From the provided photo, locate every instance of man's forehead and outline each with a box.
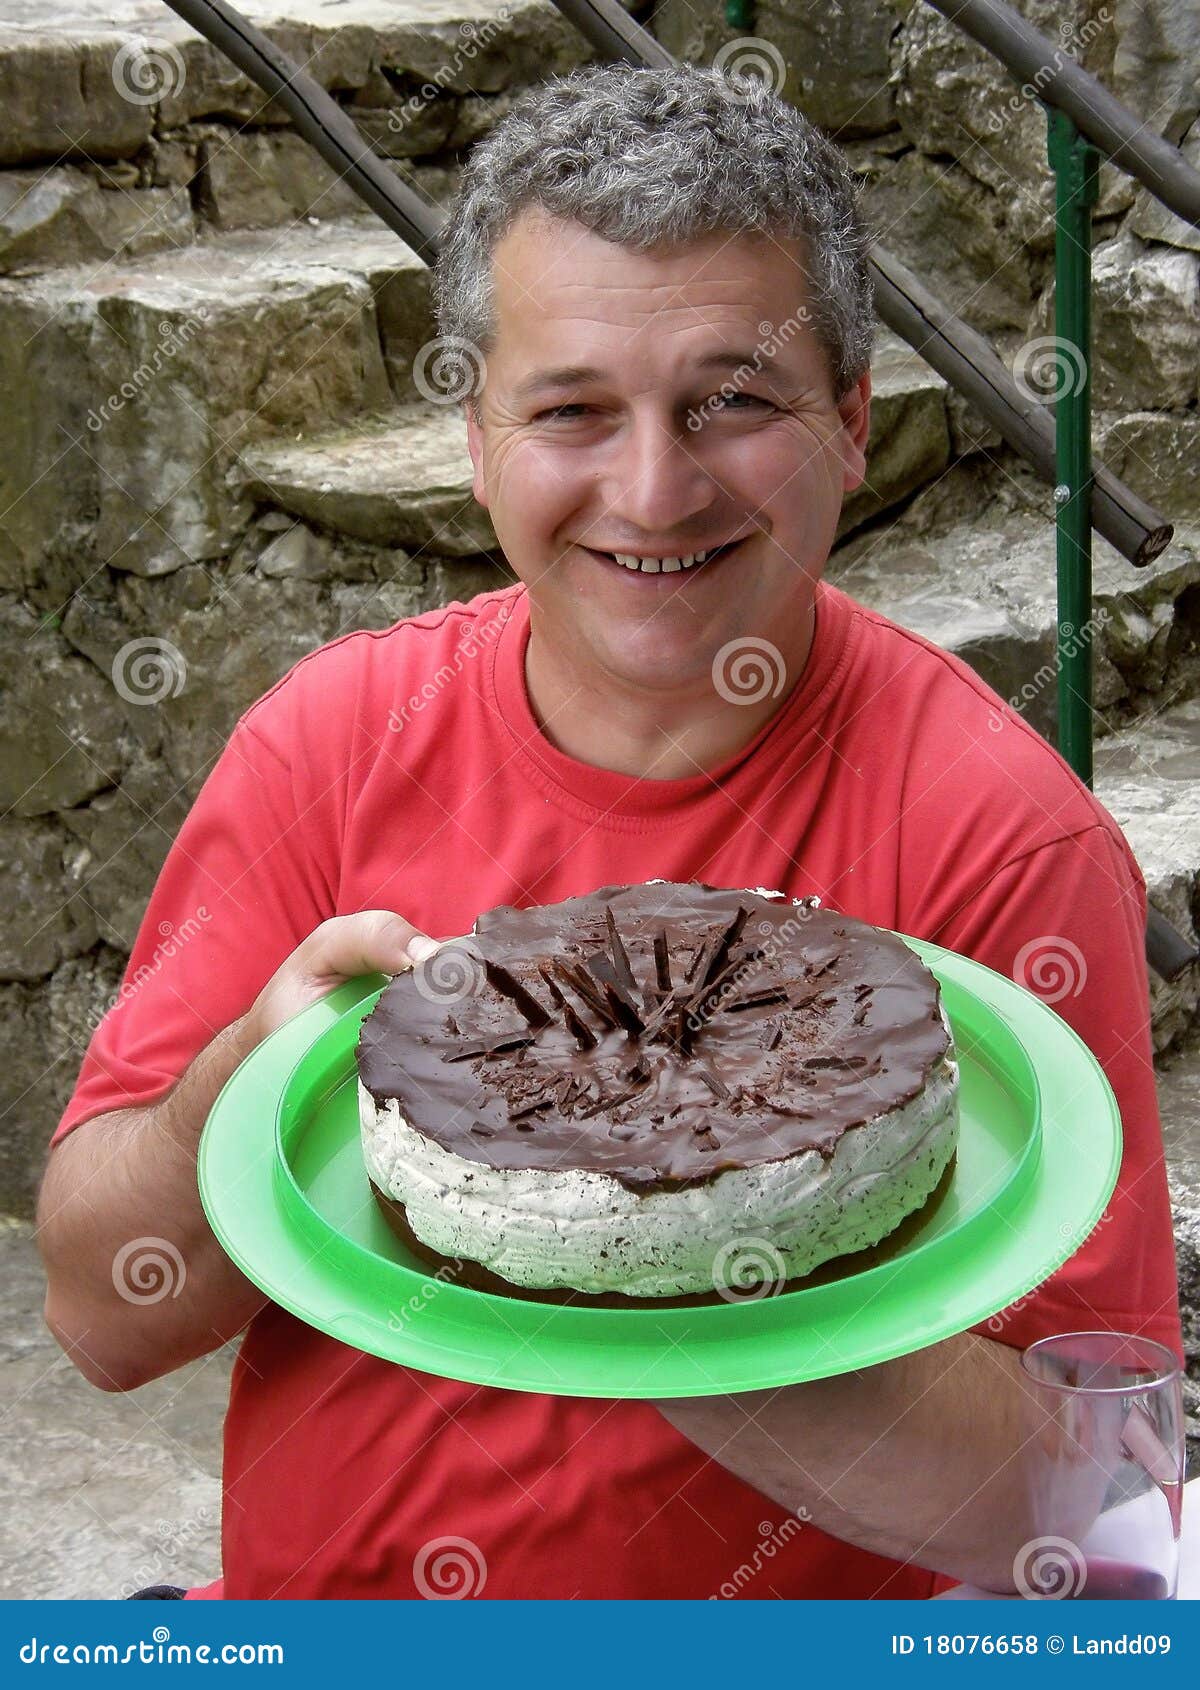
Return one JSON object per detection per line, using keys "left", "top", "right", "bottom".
{"left": 490, "top": 213, "right": 817, "bottom": 393}
{"left": 494, "top": 209, "right": 805, "bottom": 297}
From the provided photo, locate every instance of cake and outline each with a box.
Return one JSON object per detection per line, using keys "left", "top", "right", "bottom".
{"left": 356, "top": 881, "right": 959, "bottom": 1300}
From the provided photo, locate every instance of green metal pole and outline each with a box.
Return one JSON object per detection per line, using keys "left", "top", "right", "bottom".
{"left": 1046, "top": 107, "right": 1100, "bottom": 788}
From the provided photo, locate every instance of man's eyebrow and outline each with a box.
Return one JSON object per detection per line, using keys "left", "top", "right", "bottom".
{"left": 512, "top": 350, "right": 790, "bottom": 402}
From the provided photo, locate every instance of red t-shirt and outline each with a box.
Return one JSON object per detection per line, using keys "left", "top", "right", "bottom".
{"left": 54, "top": 580, "right": 1182, "bottom": 1600}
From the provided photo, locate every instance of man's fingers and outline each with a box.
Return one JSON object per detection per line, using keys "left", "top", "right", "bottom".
{"left": 300, "top": 910, "right": 440, "bottom": 981}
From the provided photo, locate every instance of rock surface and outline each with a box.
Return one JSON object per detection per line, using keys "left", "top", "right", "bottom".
{"left": 0, "top": 1222, "right": 230, "bottom": 1599}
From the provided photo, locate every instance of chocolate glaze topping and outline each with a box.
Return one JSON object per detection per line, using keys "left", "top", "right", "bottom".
{"left": 356, "top": 882, "right": 951, "bottom": 1192}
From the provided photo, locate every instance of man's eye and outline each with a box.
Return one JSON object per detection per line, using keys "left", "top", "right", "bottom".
{"left": 708, "top": 393, "right": 772, "bottom": 412}
{"left": 535, "top": 404, "right": 589, "bottom": 420}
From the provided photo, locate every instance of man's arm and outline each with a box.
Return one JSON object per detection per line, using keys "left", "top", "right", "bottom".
{"left": 657, "top": 1330, "right": 1098, "bottom": 1592}
{"left": 38, "top": 1012, "right": 267, "bottom": 1392}
{"left": 38, "top": 913, "right": 437, "bottom": 1393}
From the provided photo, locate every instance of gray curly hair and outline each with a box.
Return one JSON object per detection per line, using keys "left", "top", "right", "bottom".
{"left": 433, "top": 61, "right": 876, "bottom": 415}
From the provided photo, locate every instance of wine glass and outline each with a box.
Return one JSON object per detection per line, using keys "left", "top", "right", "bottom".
{"left": 1015, "top": 1330, "right": 1185, "bottom": 1599}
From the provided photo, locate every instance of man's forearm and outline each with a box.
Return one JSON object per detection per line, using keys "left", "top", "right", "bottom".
{"left": 658, "top": 1331, "right": 1098, "bottom": 1591}
{"left": 37, "top": 1012, "right": 268, "bottom": 1392}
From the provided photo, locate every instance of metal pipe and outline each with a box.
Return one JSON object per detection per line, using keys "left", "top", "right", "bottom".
{"left": 928, "top": 0, "right": 1200, "bottom": 231}
{"left": 1049, "top": 109, "right": 1100, "bottom": 787}
{"left": 871, "top": 251, "right": 1171, "bottom": 568}
{"left": 162, "top": 0, "right": 445, "bottom": 263}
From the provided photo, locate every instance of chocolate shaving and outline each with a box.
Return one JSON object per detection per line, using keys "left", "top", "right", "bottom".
{"left": 551, "top": 959, "right": 619, "bottom": 1029}
{"left": 585, "top": 951, "right": 645, "bottom": 1032}
{"left": 696, "top": 1064, "right": 730, "bottom": 1100}
{"left": 653, "top": 930, "right": 672, "bottom": 992}
{"left": 484, "top": 960, "right": 551, "bottom": 1030}
{"left": 563, "top": 1001, "right": 598, "bottom": 1050}
{"left": 698, "top": 906, "right": 749, "bottom": 993}
{"left": 444, "top": 1033, "right": 535, "bottom": 1063}
{"left": 600, "top": 981, "right": 645, "bottom": 1038}
{"left": 725, "top": 987, "right": 790, "bottom": 1013}
{"left": 509, "top": 1096, "right": 553, "bottom": 1122}
{"left": 604, "top": 904, "right": 638, "bottom": 995}
{"left": 763, "top": 1022, "right": 783, "bottom": 1051}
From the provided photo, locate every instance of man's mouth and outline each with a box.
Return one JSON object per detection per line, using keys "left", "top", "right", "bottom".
{"left": 579, "top": 536, "right": 750, "bottom": 576}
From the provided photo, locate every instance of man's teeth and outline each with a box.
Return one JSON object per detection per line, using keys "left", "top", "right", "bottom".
{"left": 608, "top": 546, "right": 721, "bottom": 573}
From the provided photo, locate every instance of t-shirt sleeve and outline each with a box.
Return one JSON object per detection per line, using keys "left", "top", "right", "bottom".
{"left": 928, "top": 822, "right": 1183, "bottom": 1363}
{"left": 51, "top": 718, "right": 335, "bottom": 1146}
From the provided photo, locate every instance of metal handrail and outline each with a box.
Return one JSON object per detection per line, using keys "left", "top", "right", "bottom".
{"left": 927, "top": 0, "right": 1200, "bottom": 231}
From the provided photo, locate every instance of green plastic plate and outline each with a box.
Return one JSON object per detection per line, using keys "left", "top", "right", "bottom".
{"left": 199, "top": 938, "right": 1120, "bottom": 1397}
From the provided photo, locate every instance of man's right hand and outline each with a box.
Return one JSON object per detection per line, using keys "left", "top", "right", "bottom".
{"left": 247, "top": 910, "right": 443, "bottom": 1042}
{"left": 38, "top": 909, "right": 442, "bottom": 1393}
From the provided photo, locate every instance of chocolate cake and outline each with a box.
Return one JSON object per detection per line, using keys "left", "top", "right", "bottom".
{"left": 356, "top": 881, "right": 959, "bottom": 1299}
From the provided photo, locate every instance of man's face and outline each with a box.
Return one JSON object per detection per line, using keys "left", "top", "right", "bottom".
{"left": 464, "top": 209, "right": 870, "bottom": 699}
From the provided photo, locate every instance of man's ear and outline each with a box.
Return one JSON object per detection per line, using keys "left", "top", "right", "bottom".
{"left": 836, "top": 368, "right": 871, "bottom": 495}
{"left": 463, "top": 398, "right": 489, "bottom": 509}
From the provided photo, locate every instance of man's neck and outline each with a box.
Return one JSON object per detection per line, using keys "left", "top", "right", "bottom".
{"left": 522, "top": 613, "right": 816, "bottom": 781}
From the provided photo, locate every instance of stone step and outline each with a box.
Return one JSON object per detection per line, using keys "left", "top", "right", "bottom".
{"left": 0, "top": 212, "right": 441, "bottom": 586}
{"left": 1095, "top": 699, "right": 1200, "bottom": 1048}
{"left": 829, "top": 461, "right": 1200, "bottom": 747}
{"left": 0, "top": 1, "right": 655, "bottom": 268}
{"left": 235, "top": 404, "right": 497, "bottom": 559}
{"left": 0, "top": 0, "right": 590, "bottom": 170}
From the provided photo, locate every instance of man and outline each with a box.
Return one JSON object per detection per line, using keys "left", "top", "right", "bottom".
{"left": 38, "top": 63, "right": 1180, "bottom": 1599}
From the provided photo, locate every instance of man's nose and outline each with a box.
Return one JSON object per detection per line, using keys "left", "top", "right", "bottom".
{"left": 602, "top": 408, "right": 718, "bottom": 536}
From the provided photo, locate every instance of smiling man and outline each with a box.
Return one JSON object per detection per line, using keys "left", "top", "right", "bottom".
{"left": 38, "top": 63, "right": 1180, "bottom": 1600}
{"left": 459, "top": 210, "right": 868, "bottom": 777}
